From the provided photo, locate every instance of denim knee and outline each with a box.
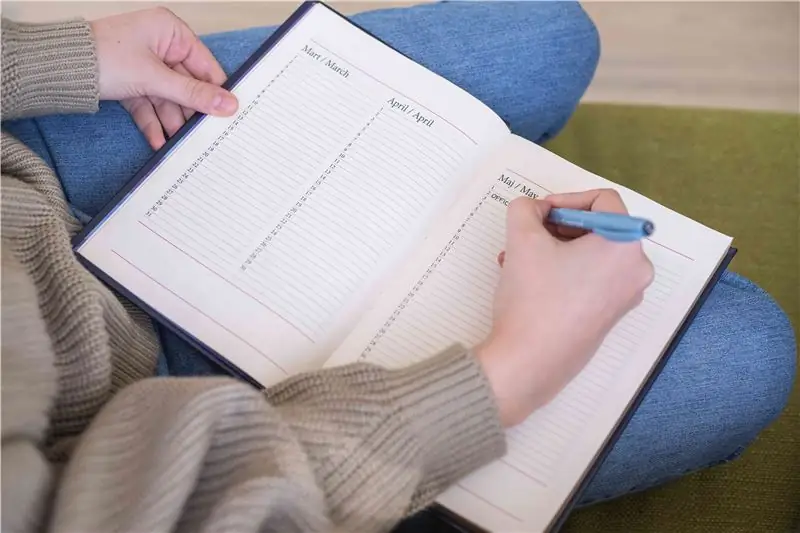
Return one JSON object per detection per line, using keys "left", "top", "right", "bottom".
{"left": 348, "top": 1, "right": 601, "bottom": 143}
{"left": 499, "top": 2, "right": 601, "bottom": 142}
{"left": 718, "top": 273, "right": 796, "bottom": 430}
{"left": 535, "top": 2, "right": 601, "bottom": 143}
{"left": 576, "top": 273, "right": 795, "bottom": 506}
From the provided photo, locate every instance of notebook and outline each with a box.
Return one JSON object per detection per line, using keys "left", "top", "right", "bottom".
{"left": 72, "top": 2, "right": 736, "bottom": 531}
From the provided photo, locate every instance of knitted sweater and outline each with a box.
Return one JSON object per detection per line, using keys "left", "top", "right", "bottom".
{"left": 0, "top": 18, "right": 506, "bottom": 533}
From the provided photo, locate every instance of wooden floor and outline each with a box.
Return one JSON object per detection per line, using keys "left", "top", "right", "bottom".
{"left": 3, "top": 1, "right": 798, "bottom": 113}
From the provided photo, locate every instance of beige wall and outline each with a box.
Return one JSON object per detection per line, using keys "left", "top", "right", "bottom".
{"left": 0, "top": 2, "right": 419, "bottom": 34}
{"left": 3, "top": 1, "right": 798, "bottom": 112}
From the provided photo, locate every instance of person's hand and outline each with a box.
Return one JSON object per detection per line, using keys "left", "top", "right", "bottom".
{"left": 475, "top": 189, "right": 655, "bottom": 427}
{"left": 90, "top": 8, "right": 239, "bottom": 150}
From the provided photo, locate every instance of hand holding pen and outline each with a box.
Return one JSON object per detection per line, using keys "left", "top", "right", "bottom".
{"left": 547, "top": 207, "right": 653, "bottom": 242}
{"left": 543, "top": 190, "right": 654, "bottom": 243}
{"left": 480, "top": 189, "right": 656, "bottom": 426}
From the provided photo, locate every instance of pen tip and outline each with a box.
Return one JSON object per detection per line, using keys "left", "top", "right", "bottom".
{"left": 643, "top": 221, "right": 655, "bottom": 236}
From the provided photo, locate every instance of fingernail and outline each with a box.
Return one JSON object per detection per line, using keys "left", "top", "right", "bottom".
{"left": 212, "top": 93, "right": 238, "bottom": 114}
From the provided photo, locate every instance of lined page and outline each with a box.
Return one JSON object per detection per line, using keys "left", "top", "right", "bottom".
{"left": 142, "top": 56, "right": 374, "bottom": 273}
{"left": 141, "top": 50, "right": 475, "bottom": 339}
{"left": 353, "top": 181, "right": 689, "bottom": 486}
{"left": 77, "top": 3, "right": 508, "bottom": 385}
{"left": 233, "top": 103, "right": 471, "bottom": 337}
{"left": 328, "top": 135, "right": 732, "bottom": 532}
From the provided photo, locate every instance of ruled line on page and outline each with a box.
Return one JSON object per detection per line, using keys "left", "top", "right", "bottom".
{"left": 498, "top": 459, "right": 548, "bottom": 488}
{"left": 109, "top": 249, "right": 288, "bottom": 375}
{"left": 644, "top": 238, "right": 695, "bottom": 262}
{"left": 137, "top": 221, "right": 314, "bottom": 343}
{"left": 457, "top": 485, "right": 526, "bottom": 522}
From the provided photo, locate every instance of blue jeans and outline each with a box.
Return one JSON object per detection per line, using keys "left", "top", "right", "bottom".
{"left": 4, "top": 0, "right": 795, "bottom": 521}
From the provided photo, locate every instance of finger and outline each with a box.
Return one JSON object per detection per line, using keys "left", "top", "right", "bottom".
{"left": 165, "top": 14, "right": 228, "bottom": 86}
{"left": 122, "top": 97, "right": 165, "bottom": 150}
{"left": 504, "top": 197, "right": 556, "bottom": 257}
{"left": 544, "top": 189, "right": 629, "bottom": 215}
{"left": 148, "top": 62, "right": 238, "bottom": 117}
{"left": 149, "top": 95, "right": 186, "bottom": 137}
{"left": 181, "top": 38, "right": 228, "bottom": 86}
{"left": 543, "top": 221, "right": 587, "bottom": 240}
{"left": 506, "top": 197, "right": 553, "bottom": 239}
{"left": 172, "top": 63, "right": 200, "bottom": 120}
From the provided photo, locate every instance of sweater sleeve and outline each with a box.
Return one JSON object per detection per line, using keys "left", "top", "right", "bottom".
{"left": 47, "top": 347, "right": 506, "bottom": 533}
{"left": 1, "top": 18, "right": 98, "bottom": 120}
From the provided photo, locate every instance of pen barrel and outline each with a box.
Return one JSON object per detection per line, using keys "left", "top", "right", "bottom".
{"left": 548, "top": 208, "right": 653, "bottom": 236}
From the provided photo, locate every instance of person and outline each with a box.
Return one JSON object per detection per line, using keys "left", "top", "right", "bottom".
{"left": 1, "top": 3, "right": 794, "bottom": 533}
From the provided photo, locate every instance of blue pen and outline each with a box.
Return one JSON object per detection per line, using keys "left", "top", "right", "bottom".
{"left": 547, "top": 208, "right": 655, "bottom": 242}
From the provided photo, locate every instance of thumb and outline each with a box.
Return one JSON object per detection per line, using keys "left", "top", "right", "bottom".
{"left": 506, "top": 197, "right": 552, "bottom": 239}
{"left": 148, "top": 63, "right": 238, "bottom": 116}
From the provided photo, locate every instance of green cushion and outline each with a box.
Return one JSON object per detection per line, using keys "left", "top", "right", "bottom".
{"left": 545, "top": 104, "right": 799, "bottom": 532}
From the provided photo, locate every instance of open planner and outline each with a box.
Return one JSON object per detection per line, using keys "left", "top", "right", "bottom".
{"left": 73, "top": 2, "right": 736, "bottom": 531}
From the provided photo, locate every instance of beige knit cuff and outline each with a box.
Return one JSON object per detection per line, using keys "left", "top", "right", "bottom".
{"left": 264, "top": 344, "right": 506, "bottom": 529}
{"left": 1, "top": 19, "right": 99, "bottom": 119}
{"left": 388, "top": 345, "right": 507, "bottom": 509}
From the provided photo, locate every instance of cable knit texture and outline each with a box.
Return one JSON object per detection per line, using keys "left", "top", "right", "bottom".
{"left": 0, "top": 17, "right": 506, "bottom": 533}
{"left": 1, "top": 19, "right": 98, "bottom": 119}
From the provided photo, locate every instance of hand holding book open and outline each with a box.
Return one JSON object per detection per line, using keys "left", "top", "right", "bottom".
{"left": 479, "top": 190, "right": 655, "bottom": 427}
{"left": 90, "top": 7, "right": 239, "bottom": 149}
